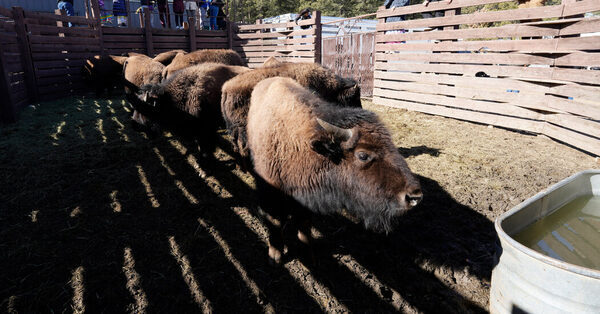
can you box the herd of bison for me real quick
[88,48,423,265]
[1,48,597,312]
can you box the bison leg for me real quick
[255,177,287,265]
[295,210,316,265]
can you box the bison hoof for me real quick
[268,246,282,265]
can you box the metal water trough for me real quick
[490,170,600,313]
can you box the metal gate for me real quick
[322,32,375,97]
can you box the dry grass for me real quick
[0,94,596,312]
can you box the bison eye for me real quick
[356,151,370,162]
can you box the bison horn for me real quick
[316,118,353,142]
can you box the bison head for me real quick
[308,116,422,233]
[337,78,362,108]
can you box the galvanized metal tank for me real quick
[491,170,600,313]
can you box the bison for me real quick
[162,49,246,80]
[134,63,250,156]
[153,49,187,66]
[122,55,165,128]
[82,55,127,96]
[221,62,361,168]
[247,77,422,264]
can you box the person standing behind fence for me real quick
[209,0,220,30]
[157,0,169,28]
[384,0,409,43]
[294,8,312,29]
[57,0,74,26]
[140,0,156,28]
[422,0,452,18]
[113,0,128,27]
[199,0,211,30]
[173,0,185,29]
[185,0,198,29]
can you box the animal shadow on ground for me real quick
[0,96,494,313]
[398,145,441,158]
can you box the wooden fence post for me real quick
[227,19,233,50]
[89,0,105,56]
[12,6,37,102]
[313,10,322,64]
[144,7,154,56]
[188,15,196,51]
[0,44,15,123]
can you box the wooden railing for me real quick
[232,11,322,68]
[373,0,600,156]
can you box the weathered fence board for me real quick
[374,0,600,156]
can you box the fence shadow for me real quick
[0,94,493,313]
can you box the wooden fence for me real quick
[374,0,600,156]
[322,32,375,96]
[232,11,322,68]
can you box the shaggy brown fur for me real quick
[82,55,127,95]
[153,49,187,65]
[134,63,250,156]
[247,77,422,264]
[221,62,361,166]
[162,49,246,80]
[122,55,165,127]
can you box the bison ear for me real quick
[310,138,343,162]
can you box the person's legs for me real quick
[159,10,166,27]
[200,7,208,30]
[209,6,218,30]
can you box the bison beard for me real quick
[247,77,422,264]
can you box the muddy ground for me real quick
[0,95,597,313]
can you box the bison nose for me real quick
[402,186,423,209]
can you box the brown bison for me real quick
[221,62,361,168]
[134,63,250,156]
[122,55,165,128]
[162,49,246,80]
[82,55,127,95]
[153,49,187,65]
[247,77,422,264]
[261,56,283,67]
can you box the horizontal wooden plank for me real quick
[27,24,98,37]
[374,62,600,85]
[376,24,559,43]
[545,95,600,120]
[377,5,565,31]
[153,42,188,49]
[376,36,600,53]
[375,52,553,66]
[0,31,17,43]
[373,95,543,134]
[239,50,315,58]
[9,72,25,83]
[554,52,600,67]
[238,17,316,31]
[36,67,83,78]
[195,30,227,37]
[542,122,600,156]
[0,19,16,32]
[545,114,600,140]
[34,59,85,69]
[558,17,600,36]
[5,61,23,73]
[234,29,314,40]
[30,43,101,52]
[102,34,145,42]
[28,34,100,45]
[102,27,144,35]
[562,0,600,17]
[234,36,314,47]
[104,42,146,49]
[30,52,100,61]
[376,0,512,18]
[24,12,97,26]
[233,44,315,52]
[192,43,228,49]
[548,84,600,105]
[373,86,542,119]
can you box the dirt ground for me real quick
[0,94,597,313]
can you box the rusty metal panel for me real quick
[322,32,375,97]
